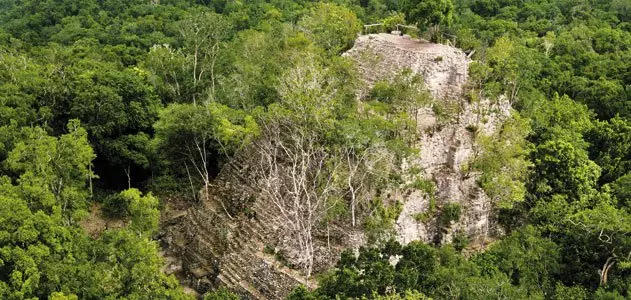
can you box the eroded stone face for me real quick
[343,33,470,100]
[344,33,511,247]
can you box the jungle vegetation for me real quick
[0,0,630,299]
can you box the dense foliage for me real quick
[0,0,629,298]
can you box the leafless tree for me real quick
[177,12,231,104]
[343,144,395,227]
[251,118,340,280]
[248,55,344,280]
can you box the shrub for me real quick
[452,230,469,251]
[410,178,436,196]
[440,203,462,227]
[102,193,128,218]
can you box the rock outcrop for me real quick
[344,33,510,246]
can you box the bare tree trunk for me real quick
[599,257,616,286]
[88,164,93,197]
[124,165,131,189]
[184,161,197,202]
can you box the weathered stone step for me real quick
[252,251,309,286]
[184,250,214,279]
[192,234,223,258]
[217,273,237,287]
[227,238,259,254]
[237,279,269,300]
[219,254,277,300]
[186,209,217,234]
[250,201,278,223]
[226,233,251,252]
[245,218,266,236]
[220,259,243,284]
[234,221,266,243]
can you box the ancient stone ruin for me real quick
[160,33,511,299]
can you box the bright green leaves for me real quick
[6,120,95,219]
[124,189,160,236]
[402,0,454,29]
[524,94,601,218]
[298,3,361,55]
[153,102,258,170]
[217,26,296,108]
[475,226,560,295]
[302,239,540,299]
[381,12,407,33]
[528,94,594,147]
[0,187,187,299]
[587,117,631,184]
[102,189,160,236]
[67,64,160,180]
[203,288,239,300]
[473,113,532,209]
[272,55,348,126]
[369,69,430,109]
[152,101,258,204]
[363,69,429,154]
[247,54,423,278]
[531,139,600,201]
[145,44,189,104]
[485,36,519,100]
[1,42,164,188]
[68,61,160,138]
[470,36,543,104]
[570,199,631,245]
[610,174,631,209]
[100,132,151,171]
[0,194,69,300]
[145,10,233,105]
[48,292,78,300]
[0,52,47,129]
[88,229,188,299]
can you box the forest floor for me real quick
[80,202,125,238]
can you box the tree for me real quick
[253,107,341,280]
[341,69,427,227]
[474,226,560,295]
[611,0,631,22]
[610,173,631,209]
[403,0,454,30]
[153,102,258,205]
[249,54,420,279]
[0,186,189,299]
[42,55,163,188]
[527,94,594,149]
[473,113,532,209]
[0,193,67,299]
[80,229,191,299]
[567,198,631,288]
[295,240,536,299]
[249,55,351,280]
[529,139,600,201]
[298,3,361,55]
[175,11,232,104]
[104,188,161,236]
[145,44,190,104]
[587,117,631,184]
[6,120,95,219]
